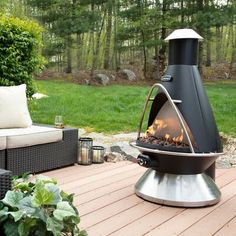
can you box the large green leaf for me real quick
[0,207,8,217]
[32,182,54,207]
[8,210,24,222]
[18,218,37,236]
[18,196,35,215]
[45,184,62,205]
[36,175,57,185]
[32,182,61,207]
[2,220,19,236]
[46,217,63,236]
[2,191,24,208]
[53,201,76,221]
[13,182,30,192]
[78,230,88,236]
[33,207,49,223]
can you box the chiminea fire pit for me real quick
[130,29,223,207]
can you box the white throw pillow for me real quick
[0,84,32,128]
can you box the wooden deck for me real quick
[44,161,236,236]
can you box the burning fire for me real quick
[172,129,184,144]
[144,119,185,145]
[144,119,167,137]
[165,133,170,141]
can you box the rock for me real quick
[84,79,90,85]
[232,63,236,70]
[110,145,135,161]
[32,93,48,99]
[217,133,236,168]
[110,74,116,81]
[94,73,110,85]
[110,145,126,155]
[120,69,136,81]
[104,152,126,163]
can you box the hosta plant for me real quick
[0,174,87,236]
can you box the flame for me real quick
[143,120,186,146]
[165,133,170,141]
[144,119,167,138]
[172,129,184,144]
[144,126,155,138]
[154,119,167,129]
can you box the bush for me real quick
[0,174,87,236]
[0,14,45,97]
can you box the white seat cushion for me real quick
[0,84,32,128]
[0,136,7,150]
[0,125,63,149]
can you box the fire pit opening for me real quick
[137,93,196,153]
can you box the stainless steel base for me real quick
[135,169,221,207]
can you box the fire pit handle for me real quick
[137,83,195,153]
[137,154,159,168]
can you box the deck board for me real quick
[43,161,236,236]
[214,216,236,236]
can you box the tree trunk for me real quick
[65,35,72,73]
[225,26,231,61]
[141,30,147,79]
[205,30,211,67]
[229,25,236,76]
[76,33,82,71]
[181,0,184,24]
[104,0,112,69]
[159,0,167,76]
[91,8,106,75]
[113,0,120,70]
[196,0,204,72]
[215,26,221,64]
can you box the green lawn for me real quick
[29,80,236,137]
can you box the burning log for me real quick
[139,135,189,148]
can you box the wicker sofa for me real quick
[0,126,78,176]
[0,169,12,199]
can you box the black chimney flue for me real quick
[168,39,198,65]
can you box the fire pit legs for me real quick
[135,169,221,207]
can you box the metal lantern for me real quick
[78,137,93,165]
[92,146,105,164]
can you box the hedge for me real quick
[0,14,45,96]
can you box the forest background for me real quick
[1,0,235,81]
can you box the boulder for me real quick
[120,69,136,81]
[94,73,110,85]
[110,74,116,81]
[84,79,90,85]
[104,152,126,163]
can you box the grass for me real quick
[29,80,236,137]
[29,80,149,133]
[205,80,236,137]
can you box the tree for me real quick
[8,0,234,78]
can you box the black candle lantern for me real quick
[78,137,93,165]
[92,146,105,164]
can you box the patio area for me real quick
[43,160,236,236]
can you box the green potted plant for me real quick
[0,174,87,236]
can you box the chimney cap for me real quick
[165,29,203,41]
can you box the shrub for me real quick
[0,174,87,236]
[0,14,45,96]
